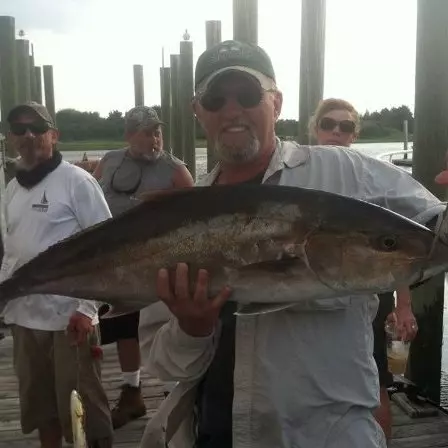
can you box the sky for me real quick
[1,0,417,120]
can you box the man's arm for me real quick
[172,164,195,188]
[92,157,104,181]
[360,155,446,225]
[147,317,219,381]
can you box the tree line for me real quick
[54,104,414,142]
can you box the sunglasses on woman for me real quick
[318,117,356,134]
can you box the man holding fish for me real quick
[1,46,448,448]
[138,41,448,448]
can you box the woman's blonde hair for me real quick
[308,98,361,139]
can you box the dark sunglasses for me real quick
[9,122,51,136]
[318,117,356,134]
[199,85,264,112]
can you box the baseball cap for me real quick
[125,106,163,133]
[7,101,56,127]
[194,40,276,95]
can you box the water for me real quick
[62,141,448,406]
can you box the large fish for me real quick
[0,184,447,316]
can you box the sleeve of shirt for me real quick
[70,173,113,319]
[360,155,446,224]
[146,317,218,382]
[71,174,112,229]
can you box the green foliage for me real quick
[55,104,414,143]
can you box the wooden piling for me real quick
[297,0,326,144]
[179,39,196,179]
[205,20,222,172]
[29,44,38,102]
[170,54,182,160]
[34,67,43,104]
[160,67,172,152]
[43,65,56,124]
[0,16,18,138]
[15,39,31,103]
[233,0,258,44]
[133,64,144,106]
[407,0,448,405]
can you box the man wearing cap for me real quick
[93,105,194,429]
[0,102,113,447]
[139,40,448,448]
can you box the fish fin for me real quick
[235,302,297,316]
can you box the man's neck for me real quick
[216,142,276,185]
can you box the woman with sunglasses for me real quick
[309,98,418,443]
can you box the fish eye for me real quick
[377,235,398,251]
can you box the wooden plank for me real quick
[2,330,448,447]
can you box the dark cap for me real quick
[194,40,276,94]
[125,106,163,133]
[7,101,56,127]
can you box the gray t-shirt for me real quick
[98,148,185,217]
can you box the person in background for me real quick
[1,101,113,448]
[308,97,419,442]
[139,40,445,448]
[92,105,194,430]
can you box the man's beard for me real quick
[130,147,162,162]
[214,135,260,164]
[16,140,47,170]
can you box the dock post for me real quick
[160,66,172,152]
[43,65,56,124]
[179,33,196,179]
[133,64,144,106]
[34,67,43,104]
[407,0,448,404]
[0,16,18,135]
[0,16,18,183]
[29,44,38,102]
[403,119,409,159]
[170,54,182,160]
[297,0,326,144]
[16,39,31,103]
[205,20,222,172]
[233,0,258,44]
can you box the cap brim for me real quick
[196,66,275,94]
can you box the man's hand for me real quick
[386,308,418,342]
[434,150,448,185]
[67,312,94,345]
[156,263,232,337]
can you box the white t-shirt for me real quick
[0,160,112,331]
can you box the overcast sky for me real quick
[1,0,417,119]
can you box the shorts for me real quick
[11,325,113,443]
[98,306,140,346]
[372,292,395,388]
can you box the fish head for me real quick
[303,209,448,294]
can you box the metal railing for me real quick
[377,149,413,164]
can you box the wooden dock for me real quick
[0,329,447,447]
